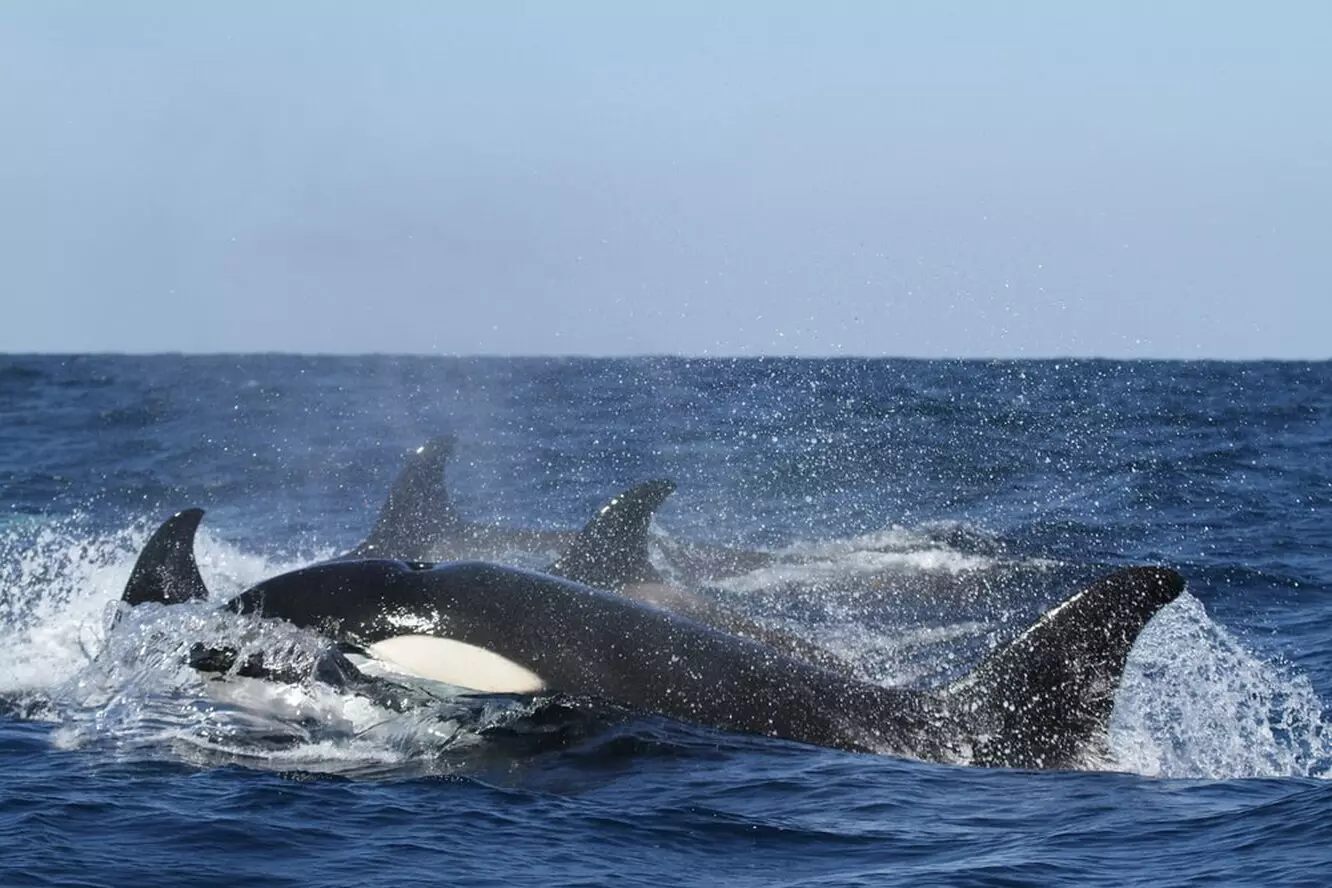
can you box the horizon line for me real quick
[3,351,1329,363]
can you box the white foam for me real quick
[717,548,998,595]
[1109,593,1332,779]
[0,517,484,774]
[708,524,1011,596]
[0,516,314,694]
[776,522,976,557]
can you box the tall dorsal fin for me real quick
[122,508,211,606]
[352,435,458,559]
[946,566,1185,769]
[547,479,676,589]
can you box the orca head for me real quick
[121,508,211,606]
[546,478,676,590]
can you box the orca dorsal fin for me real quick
[352,435,459,559]
[946,566,1185,769]
[122,508,211,606]
[546,479,677,589]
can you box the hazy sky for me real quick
[1,3,1328,357]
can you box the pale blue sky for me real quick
[1,3,1327,357]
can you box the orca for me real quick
[547,479,677,589]
[121,510,446,714]
[137,480,848,676]
[121,509,1185,769]
[348,436,774,581]
[346,436,576,562]
[343,440,832,663]
[547,479,852,672]
[122,508,210,606]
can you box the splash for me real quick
[0,515,312,695]
[5,517,1331,780]
[713,522,1013,595]
[0,517,590,776]
[719,540,1332,780]
[44,601,468,777]
[1110,593,1332,779]
[0,517,403,770]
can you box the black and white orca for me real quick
[121,509,1184,769]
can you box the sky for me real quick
[0,2,1328,358]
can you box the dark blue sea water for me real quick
[3,355,1331,886]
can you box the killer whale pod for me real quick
[119,509,1184,769]
[348,437,773,581]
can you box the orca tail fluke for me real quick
[122,508,211,606]
[946,566,1185,769]
[547,479,677,589]
[351,435,459,559]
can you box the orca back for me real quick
[945,566,1185,769]
[122,508,210,606]
[350,436,459,559]
[547,479,676,589]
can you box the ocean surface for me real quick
[2,355,1331,887]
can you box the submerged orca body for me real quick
[123,510,1184,769]
[547,479,850,671]
[347,436,576,562]
[345,440,817,660]
[349,437,774,581]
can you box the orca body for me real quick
[346,441,830,664]
[122,511,449,714]
[226,558,953,757]
[122,510,1185,768]
[547,480,851,671]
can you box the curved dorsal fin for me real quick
[547,479,676,590]
[946,566,1185,768]
[122,508,211,606]
[352,435,458,558]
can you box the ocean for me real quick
[2,355,1330,886]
